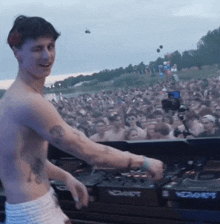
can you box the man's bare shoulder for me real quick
[3,88,41,107]
[3,90,54,125]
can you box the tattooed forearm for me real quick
[104,146,111,155]
[50,125,64,145]
[65,144,82,154]
[127,158,132,169]
[71,129,86,144]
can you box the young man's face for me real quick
[147,123,156,136]
[96,122,106,133]
[113,115,122,128]
[14,36,55,78]
[155,114,163,123]
[128,129,138,140]
[201,118,215,132]
[126,115,137,126]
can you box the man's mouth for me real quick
[39,63,51,67]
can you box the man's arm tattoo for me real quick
[71,129,86,144]
[104,146,111,155]
[50,125,64,145]
[127,158,132,169]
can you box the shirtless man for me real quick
[105,112,126,141]
[1,15,163,223]
[89,119,109,142]
[125,113,147,140]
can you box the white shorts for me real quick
[4,186,71,224]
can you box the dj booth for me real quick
[1,138,220,223]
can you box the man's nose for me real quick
[42,49,50,59]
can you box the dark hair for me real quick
[126,113,137,119]
[198,107,213,117]
[162,114,174,125]
[95,119,105,125]
[154,110,163,116]
[108,112,119,122]
[147,113,156,119]
[154,123,170,136]
[7,15,60,49]
[193,97,203,103]
[186,111,199,120]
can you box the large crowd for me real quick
[48,76,220,142]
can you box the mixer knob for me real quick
[140,178,145,183]
[132,177,137,183]
[115,176,122,182]
[89,196,96,202]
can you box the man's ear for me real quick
[12,46,22,62]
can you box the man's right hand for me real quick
[64,174,89,210]
[147,158,164,180]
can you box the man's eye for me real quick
[49,44,55,50]
[33,48,41,52]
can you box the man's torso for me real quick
[89,133,109,142]
[0,86,50,204]
[105,128,125,141]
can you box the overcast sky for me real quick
[1,0,220,88]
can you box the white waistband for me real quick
[5,186,69,224]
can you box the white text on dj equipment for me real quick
[176,191,217,199]
[108,190,141,197]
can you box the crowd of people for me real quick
[49,76,220,142]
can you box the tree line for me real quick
[51,26,220,90]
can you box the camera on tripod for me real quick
[162,91,181,113]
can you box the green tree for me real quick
[181,51,194,68]
[197,28,220,65]
[170,50,182,71]
[124,64,134,73]
[136,62,146,74]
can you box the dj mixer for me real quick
[47,139,220,223]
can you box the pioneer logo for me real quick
[108,190,141,197]
[176,191,217,199]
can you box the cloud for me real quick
[0,79,14,90]
[45,72,94,85]
[173,3,218,19]
[0,72,94,90]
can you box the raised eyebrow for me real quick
[31,45,43,50]
[32,41,55,49]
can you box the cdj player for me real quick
[162,160,220,209]
[96,167,180,207]
[45,139,220,223]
